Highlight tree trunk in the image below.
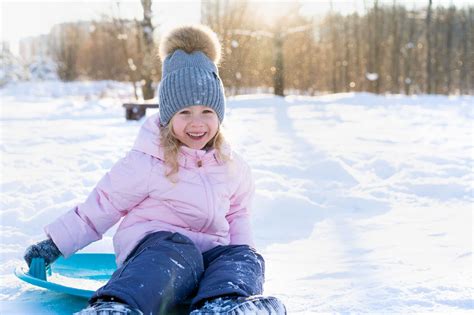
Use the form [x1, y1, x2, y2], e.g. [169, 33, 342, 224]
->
[329, 1, 338, 93]
[391, 1, 400, 93]
[353, 14, 362, 91]
[342, 18, 350, 92]
[140, 0, 155, 100]
[404, 10, 415, 95]
[273, 29, 285, 96]
[469, 8, 474, 94]
[444, 6, 455, 94]
[433, 11, 441, 94]
[364, 0, 376, 93]
[373, 0, 381, 94]
[470, 8, 474, 93]
[459, 11, 469, 94]
[426, 0, 433, 93]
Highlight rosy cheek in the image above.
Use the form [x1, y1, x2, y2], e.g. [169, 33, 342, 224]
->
[170, 122, 177, 132]
[171, 122, 182, 136]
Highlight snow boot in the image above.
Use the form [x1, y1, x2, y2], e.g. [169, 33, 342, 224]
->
[190, 295, 286, 315]
[73, 300, 143, 315]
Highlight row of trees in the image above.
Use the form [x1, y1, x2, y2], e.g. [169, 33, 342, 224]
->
[202, 0, 473, 95]
[16, 0, 474, 96]
[46, 0, 157, 99]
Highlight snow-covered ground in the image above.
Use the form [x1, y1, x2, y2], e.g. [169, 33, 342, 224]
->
[1, 81, 472, 314]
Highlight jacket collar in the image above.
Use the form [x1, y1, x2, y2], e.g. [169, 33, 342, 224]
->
[132, 113, 231, 168]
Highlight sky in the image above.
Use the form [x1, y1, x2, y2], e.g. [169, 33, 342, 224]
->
[0, 0, 202, 54]
[1, 0, 471, 55]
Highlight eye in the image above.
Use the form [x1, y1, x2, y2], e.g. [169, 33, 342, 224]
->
[203, 109, 215, 114]
[179, 110, 191, 115]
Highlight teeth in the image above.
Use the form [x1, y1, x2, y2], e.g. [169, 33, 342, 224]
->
[188, 132, 205, 137]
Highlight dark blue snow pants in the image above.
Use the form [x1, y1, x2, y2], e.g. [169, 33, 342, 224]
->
[90, 231, 265, 315]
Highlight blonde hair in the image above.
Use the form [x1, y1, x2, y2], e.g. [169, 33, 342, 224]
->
[160, 124, 229, 182]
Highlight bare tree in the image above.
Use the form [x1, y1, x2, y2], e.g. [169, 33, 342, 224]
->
[444, 5, 455, 93]
[402, 9, 416, 95]
[459, 9, 471, 94]
[140, 0, 156, 100]
[390, 1, 401, 93]
[110, 16, 141, 99]
[352, 13, 364, 91]
[50, 23, 84, 81]
[426, 0, 433, 93]
[202, 0, 261, 94]
[373, 0, 382, 94]
[272, 27, 285, 96]
[329, 2, 338, 93]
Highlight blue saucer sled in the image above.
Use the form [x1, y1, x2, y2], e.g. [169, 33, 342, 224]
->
[14, 254, 116, 298]
[14, 254, 286, 315]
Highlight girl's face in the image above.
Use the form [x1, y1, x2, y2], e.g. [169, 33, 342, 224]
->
[170, 105, 219, 150]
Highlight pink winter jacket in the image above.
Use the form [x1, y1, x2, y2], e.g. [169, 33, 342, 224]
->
[44, 113, 255, 266]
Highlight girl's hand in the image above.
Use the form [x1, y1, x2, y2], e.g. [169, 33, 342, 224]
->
[23, 238, 61, 267]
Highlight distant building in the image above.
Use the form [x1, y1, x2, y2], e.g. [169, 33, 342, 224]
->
[1, 41, 11, 54]
[19, 35, 50, 61]
[19, 21, 93, 62]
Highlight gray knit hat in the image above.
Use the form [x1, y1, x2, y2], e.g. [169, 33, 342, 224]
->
[158, 25, 225, 127]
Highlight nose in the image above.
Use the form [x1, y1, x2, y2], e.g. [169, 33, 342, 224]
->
[189, 114, 204, 127]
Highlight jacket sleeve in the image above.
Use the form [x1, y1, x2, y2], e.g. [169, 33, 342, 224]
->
[226, 162, 255, 247]
[44, 150, 153, 258]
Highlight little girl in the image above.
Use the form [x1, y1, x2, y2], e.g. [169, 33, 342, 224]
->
[23, 25, 286, 315]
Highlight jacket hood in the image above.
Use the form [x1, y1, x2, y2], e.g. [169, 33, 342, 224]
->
[132, 113, 231, 167]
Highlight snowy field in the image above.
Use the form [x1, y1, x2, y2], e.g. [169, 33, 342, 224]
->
[0, 81, 472, 314]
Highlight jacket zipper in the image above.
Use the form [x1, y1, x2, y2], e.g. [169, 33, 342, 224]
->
[197, 164, 215, 232]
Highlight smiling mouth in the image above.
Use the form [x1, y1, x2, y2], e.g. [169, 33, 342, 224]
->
[186, 132, 207, 140]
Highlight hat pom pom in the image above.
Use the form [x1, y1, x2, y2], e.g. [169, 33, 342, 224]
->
[159, 25, 221, 64]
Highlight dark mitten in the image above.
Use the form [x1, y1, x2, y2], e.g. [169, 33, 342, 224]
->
[24, 238, 62, 267]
